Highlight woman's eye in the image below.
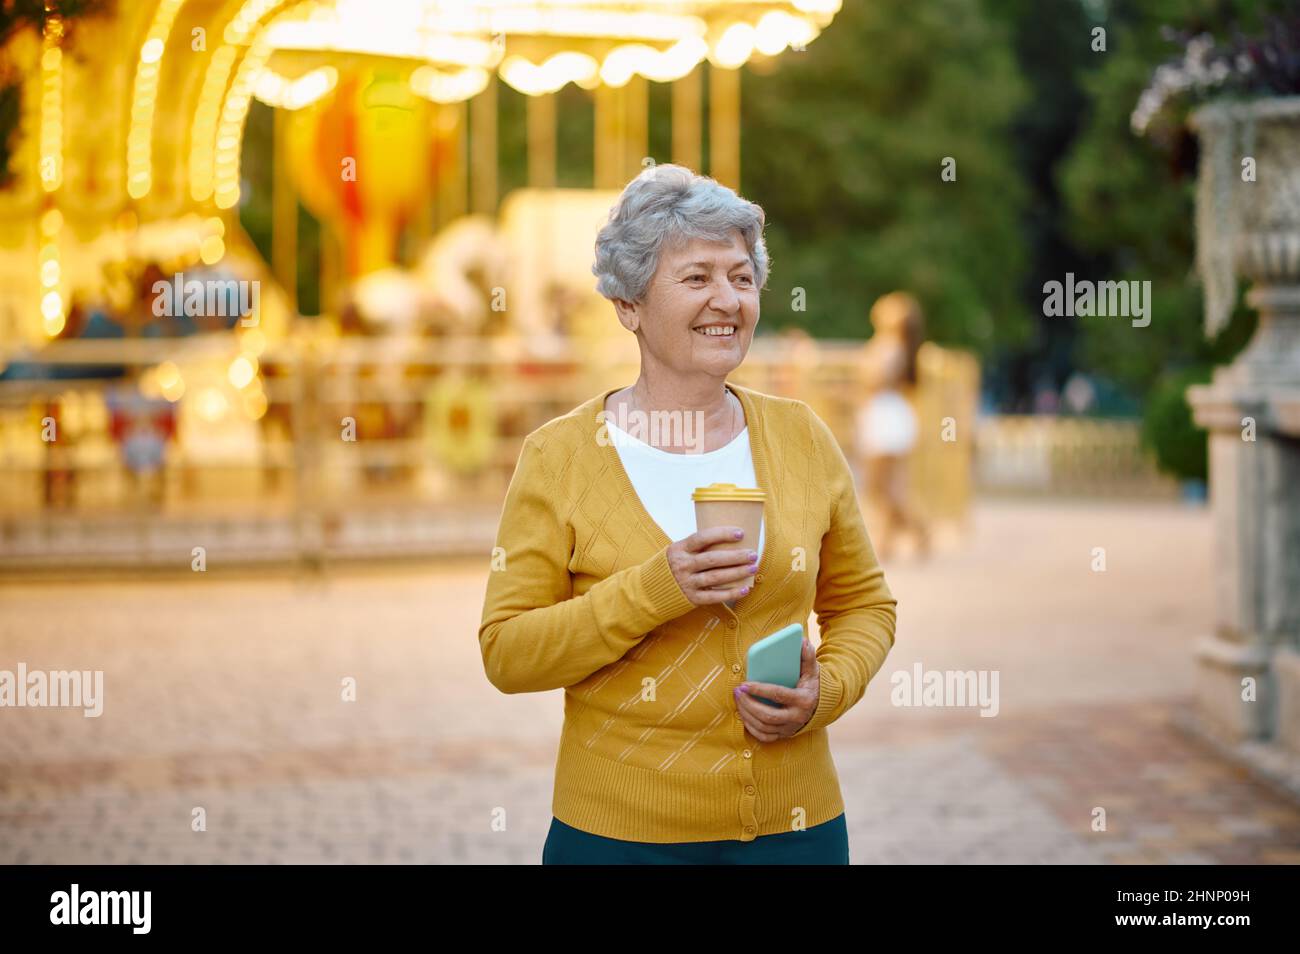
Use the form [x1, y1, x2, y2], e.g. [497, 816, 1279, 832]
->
[688, 275, 707, 283]
[734, 275, 754, 286]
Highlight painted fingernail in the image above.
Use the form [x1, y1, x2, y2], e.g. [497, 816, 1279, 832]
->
[741, 586, 751, 595]
[738, 685, 750, 694]
[733, 529, 744, 539]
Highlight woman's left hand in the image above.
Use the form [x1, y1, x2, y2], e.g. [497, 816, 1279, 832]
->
[734, 637, 820, 741]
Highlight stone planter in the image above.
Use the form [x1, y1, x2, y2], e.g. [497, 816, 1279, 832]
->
[1185, 96, 1300, 753]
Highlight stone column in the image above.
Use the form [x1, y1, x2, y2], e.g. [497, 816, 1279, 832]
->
[1186, 98, 1300, 751]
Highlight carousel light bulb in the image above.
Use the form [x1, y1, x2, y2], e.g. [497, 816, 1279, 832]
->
[41, 291, 63, 320]
[500, 52, 597, 96]
[200, 235, 225, 263]
[228, 354, 258, 390]
[191, 43, 244, 202]
[40, 29, 63, 194]
[793, 0, 841, 14]
[712, 23, 755, 69]
[290, 67, 337, 108]
[157, 362, 185, 402]
[645, 36, 708, 81]
[41, 260, 60, 287]
[243, 388, 269, 420]
[252, 65, 338, 110]
[599, 45, 653, 87]
[755, 13, 795, 55]
[409, 65, 488, 104]
[211, 35, 272, 202]
[196, 387, 229, 422]
[128, 1, 188, 199]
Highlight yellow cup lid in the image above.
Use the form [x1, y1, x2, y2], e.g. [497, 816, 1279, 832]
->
[691, 482, 766, 503]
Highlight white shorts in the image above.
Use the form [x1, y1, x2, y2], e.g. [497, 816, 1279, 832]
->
[856, 391, 917, 456]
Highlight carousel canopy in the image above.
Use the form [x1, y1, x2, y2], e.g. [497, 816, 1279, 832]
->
[0, 0, 838, 345]
[257, 1, 838, 96]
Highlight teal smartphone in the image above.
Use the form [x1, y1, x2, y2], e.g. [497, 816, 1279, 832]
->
[745, 623, 804, 708]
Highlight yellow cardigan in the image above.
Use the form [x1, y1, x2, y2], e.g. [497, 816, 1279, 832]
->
[478, 382, 898, 843]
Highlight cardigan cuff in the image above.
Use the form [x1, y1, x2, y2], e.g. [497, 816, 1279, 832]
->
[792, 664, 842, 737]
[637, 548, 697, 624]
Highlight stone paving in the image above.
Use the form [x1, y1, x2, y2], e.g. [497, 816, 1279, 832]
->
[2, 499, 1298, 864]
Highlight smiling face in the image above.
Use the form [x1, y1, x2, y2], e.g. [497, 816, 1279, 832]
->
[613, 229, 760, 381]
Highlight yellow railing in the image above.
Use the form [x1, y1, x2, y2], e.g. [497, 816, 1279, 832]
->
[0, 334, 1173, 568]
[973, 414, 1180, 498]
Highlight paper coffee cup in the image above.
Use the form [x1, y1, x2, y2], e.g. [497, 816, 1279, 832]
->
[692, 482, 765, 593]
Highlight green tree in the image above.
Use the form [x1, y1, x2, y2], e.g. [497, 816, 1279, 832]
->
[741, 0, 1031, 357]
[1058, 0, 1276, 476]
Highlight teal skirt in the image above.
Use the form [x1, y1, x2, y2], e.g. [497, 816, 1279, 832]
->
[542, 813, 849, 865]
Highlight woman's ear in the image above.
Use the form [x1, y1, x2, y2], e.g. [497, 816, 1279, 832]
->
[612, 297, 640, 333]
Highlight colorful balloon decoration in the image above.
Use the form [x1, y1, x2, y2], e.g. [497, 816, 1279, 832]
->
[285, 69, 451, 277]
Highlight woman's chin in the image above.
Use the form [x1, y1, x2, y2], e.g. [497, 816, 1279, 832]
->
[699, 353, 746, 377]
[689, 341, 749, 375]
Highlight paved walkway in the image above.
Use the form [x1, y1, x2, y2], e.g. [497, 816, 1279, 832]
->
[2, 499, 1298, 863]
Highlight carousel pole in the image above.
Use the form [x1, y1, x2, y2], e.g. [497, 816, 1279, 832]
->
[410, 100, 435, 252]
[470, 73, 498, 214]
[435, 101, 467, 231]
[672, 67, 703, 174]
[624, 76, 648, 175]
[271, 106, 298, 314]
[709, 63, 740, 190]
[593, 83, 618, 188]
[526, 91, 556, 189]
[595, 78, 647, 187]
[320, 224, 340, 318]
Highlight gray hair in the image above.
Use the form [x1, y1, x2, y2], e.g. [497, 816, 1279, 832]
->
[592, 163, 769, 303]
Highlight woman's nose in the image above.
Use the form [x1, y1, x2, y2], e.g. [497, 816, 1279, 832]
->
[709, 277, 741, 313]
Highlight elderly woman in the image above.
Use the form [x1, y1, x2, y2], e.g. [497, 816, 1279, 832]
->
[478, 164, 897, 865]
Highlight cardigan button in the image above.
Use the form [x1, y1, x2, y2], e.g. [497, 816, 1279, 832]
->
[745, 785, 755, 795]
[726, 619, 737, 630]
[742, 749, 752, 758]
[731, 664, 741, 673]
[755, 574, 764, 583]
[744, 826, 755, 835]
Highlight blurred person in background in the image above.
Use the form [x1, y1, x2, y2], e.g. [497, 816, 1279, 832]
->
[855, 291, 929, 561]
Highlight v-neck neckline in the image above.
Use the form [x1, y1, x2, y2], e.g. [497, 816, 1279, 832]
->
[593, 382, 775, 603]
[605, 416, 749, 461]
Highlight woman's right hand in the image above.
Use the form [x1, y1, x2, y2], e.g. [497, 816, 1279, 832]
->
[666, 526, 758, 606]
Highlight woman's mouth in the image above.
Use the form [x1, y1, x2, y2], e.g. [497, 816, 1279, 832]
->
[693, 325, 737, 338]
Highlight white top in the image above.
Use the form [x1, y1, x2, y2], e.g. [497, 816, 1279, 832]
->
[606, 414, 765, 556]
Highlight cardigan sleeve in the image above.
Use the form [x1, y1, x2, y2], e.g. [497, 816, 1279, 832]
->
[792, 406, 898, 737]
[478, 433, 698, 694]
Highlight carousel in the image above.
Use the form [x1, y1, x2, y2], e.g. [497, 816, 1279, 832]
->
[0, 1, 975, 567]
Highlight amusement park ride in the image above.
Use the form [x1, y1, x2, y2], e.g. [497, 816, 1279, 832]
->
[0, 1, 979, 569]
